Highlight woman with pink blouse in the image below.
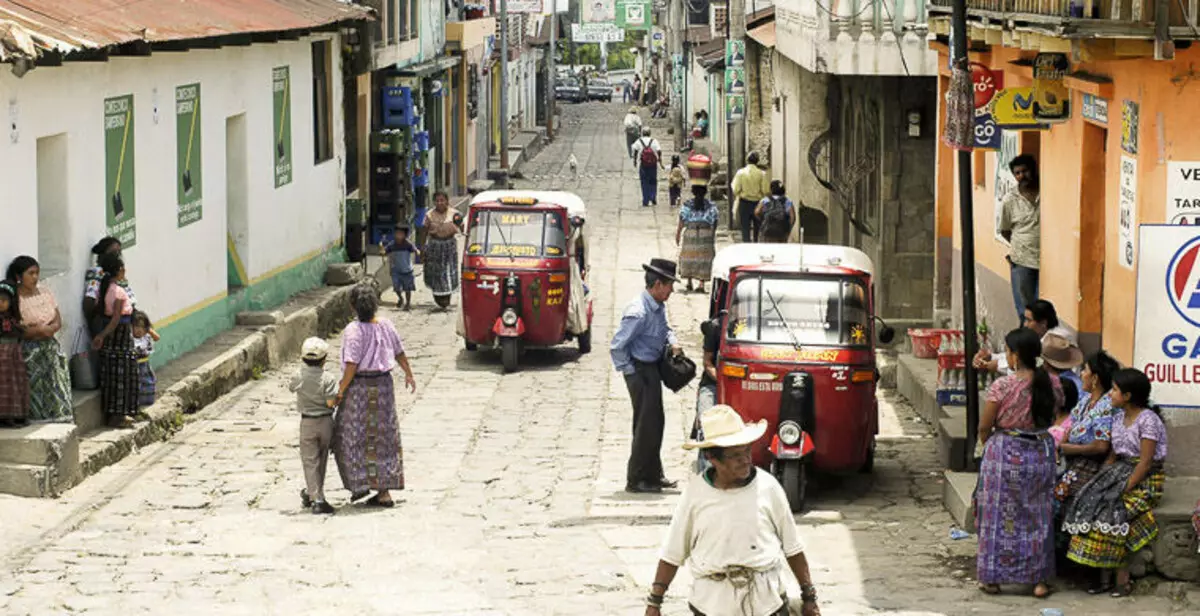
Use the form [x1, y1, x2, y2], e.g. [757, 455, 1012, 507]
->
[6, 256, 71, 423]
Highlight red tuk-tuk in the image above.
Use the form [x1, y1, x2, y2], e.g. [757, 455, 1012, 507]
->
[706, 244, 894, 511]
[457, 191, 594, 372]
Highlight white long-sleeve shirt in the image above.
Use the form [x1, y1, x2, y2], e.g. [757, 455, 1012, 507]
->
[624, 113, 643, 132]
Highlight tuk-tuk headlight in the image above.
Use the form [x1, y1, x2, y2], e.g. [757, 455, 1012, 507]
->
[778, 421, 802, 446]
[501, 309, 518, 327]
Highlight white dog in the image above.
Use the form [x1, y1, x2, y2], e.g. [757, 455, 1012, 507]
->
[568, 153, 578, 176]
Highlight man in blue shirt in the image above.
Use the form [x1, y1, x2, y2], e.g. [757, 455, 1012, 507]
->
[611, 258, 683, 493]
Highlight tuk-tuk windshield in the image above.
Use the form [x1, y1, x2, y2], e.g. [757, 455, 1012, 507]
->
[727, 276, 870, 347]
[465, 209, 568, 258]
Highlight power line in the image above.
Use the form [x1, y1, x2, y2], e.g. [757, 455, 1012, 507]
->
[877, 0, 912, 77]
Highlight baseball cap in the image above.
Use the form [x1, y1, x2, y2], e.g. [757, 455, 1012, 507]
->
[301, 337, 329, 361]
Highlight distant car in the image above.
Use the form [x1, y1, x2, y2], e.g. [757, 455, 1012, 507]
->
[587, 79, 614, 102]
[555, 78, 585, 103]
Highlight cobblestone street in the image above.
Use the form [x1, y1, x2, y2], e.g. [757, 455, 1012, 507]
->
[0, 102, 1192, 615]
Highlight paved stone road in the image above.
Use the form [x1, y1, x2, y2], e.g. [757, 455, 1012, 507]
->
[0, 103, 1191, 615]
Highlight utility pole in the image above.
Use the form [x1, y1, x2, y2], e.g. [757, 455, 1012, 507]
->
[500, 0, 510, 170]
[668, 0, 684, 149]
[951, 0, 980, 470]
[546, 4, 556, 141]
[727, 0, 746, 231]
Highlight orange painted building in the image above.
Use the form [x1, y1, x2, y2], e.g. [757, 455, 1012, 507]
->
[930, 42, 1200, 365]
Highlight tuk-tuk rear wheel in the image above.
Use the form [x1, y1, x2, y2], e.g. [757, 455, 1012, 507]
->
[465, 340, 478, 351]
[780, 461, 807, 513]
[859, 440, 876, 473]
[501, 338, 520, 373]
[577, 328, 592, 354]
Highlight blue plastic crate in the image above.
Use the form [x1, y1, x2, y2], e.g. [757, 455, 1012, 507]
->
[936, 389, 968, 407]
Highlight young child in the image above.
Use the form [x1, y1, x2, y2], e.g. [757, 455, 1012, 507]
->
[668, 154, 686, 208]
[1048, 378, 1079, 449]
[0, 281, 29, 427]
[381, 225, 420, 310]
[290, 337, 339, 514]
[131, 311, 159, 411]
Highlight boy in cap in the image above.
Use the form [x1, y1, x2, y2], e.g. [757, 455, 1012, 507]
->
[290, 337, 340, 514]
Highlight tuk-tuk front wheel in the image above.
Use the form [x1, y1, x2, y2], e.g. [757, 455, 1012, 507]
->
[500, 337, 520, 373]
[434, 295, 451, 309]
[859, 440, 876, 473]
[465, 340, 478, 351]
[577, 328, 592, 354]
[780, 460, 807, 513]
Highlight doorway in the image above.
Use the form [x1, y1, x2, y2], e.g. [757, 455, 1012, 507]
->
[225, 114, 250, 292]
[36, 134, 71, 276]
[1078, 122, 1107, 349]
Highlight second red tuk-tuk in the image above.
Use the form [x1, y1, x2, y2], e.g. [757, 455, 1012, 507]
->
[705, 243, 894, 511]
[456, 191, 593, 372]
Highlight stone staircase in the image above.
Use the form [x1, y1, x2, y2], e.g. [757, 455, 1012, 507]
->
[896, 353, 1200, 582]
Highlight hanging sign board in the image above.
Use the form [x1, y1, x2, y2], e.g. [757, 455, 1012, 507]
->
[972, 64, 1003, 150]
[1119, 154, 1139, 270]
[1166, 162, 1200, 225]
[615, 0, 650, 29]
[1133, 225, 1200, 407]
[1082, 93, 1108, 125]
[571, 23, 624, 42]
[726, 39, 746, 67]
[992, 87, 1048, 130]
[1031, 52, 1070, 122]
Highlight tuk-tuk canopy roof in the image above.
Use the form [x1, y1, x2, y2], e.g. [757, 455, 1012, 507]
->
[710, 243, 875, 280]
[470, 190, 587, 220]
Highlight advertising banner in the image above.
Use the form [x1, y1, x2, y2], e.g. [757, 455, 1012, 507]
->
[726, 94, 745, 121]
[1119, 154, 1139, 270]
[509, 0, 544, 12]
[615, 0, 651, 29]
[104, 94, 137, 247]
[725, 67, 746, 94]
[571, 23, 624, 42]
[585, 0, 616, 22]
[726, 39, 745, 67]
[1167, 161, 1200, 225]
[972, 64, 1003, 150]
[273, 66, 293, 188]
[1134, 225, 1200, 407]
[176, 83, 203, 228]
[1031, 52, 1070, 122]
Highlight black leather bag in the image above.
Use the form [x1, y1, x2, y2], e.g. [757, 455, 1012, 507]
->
[659, 350, 697, 393]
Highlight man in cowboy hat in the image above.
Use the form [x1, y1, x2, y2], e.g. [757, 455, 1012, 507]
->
[612, 258, 683, 493]
[644, 405, 821, 616]
[1041, 332, 1084, 396]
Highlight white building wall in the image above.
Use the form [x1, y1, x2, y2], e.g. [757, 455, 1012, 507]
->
[0, 35, 345, 345]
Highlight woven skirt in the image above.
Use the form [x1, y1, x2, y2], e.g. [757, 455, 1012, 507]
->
[334, 371, 404, 493]
[98, 323, 140, 417]
[137, 359, 156, 408]
[422, 237, 459, 297]
[1066, 464, 1165, 569]
[22, 338, 72, 422]
[975, 431, 1057, 584]
[678, 222, 716, 281]
[0, 341, 29, 420]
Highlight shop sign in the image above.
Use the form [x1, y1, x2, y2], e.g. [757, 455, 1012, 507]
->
[1166, 162, 1200, 225]
[972, 64, 1003, 150]
[104, 94, 137, 247]
[615, 0, 651, 29]
[176, 83, 203, 228]
[1031, 52, 1070, 122]
[726, 93, 745, 121]
[651, 28, 665, 53]
[1122, 100, 1139, 155]
[725, 66, 746, 94]
[1133, 225, 1200, 407]
[992, 87, 1046, 129]
[571, 23, 624, 42]
[726, 39, 745, 67]
[1119, 154, 1139, 270]
[1081, 93, 1108, 125]
[273, 66, 293, 188]
[508, 0, 544, 12]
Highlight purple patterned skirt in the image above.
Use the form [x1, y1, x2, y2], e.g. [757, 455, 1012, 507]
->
[334, 371, 404, 493]
[975, 431, 1056, 584]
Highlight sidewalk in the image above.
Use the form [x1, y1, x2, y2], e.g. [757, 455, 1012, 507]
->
[0, 265, 367, 499]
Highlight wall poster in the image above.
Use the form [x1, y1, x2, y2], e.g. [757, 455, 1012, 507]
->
[104, 94, 137, 247]
[273, 66, 293, 188]
[176, 83, 203, 227]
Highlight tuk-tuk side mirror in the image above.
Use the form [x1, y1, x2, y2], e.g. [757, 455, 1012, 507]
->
[878, 325, 896, 345]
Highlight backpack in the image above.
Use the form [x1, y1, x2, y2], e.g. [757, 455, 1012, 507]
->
[760, 196, 791, 239]
[638, 139, 658, 167]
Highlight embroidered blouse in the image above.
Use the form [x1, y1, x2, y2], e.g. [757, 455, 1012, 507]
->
[104, 283, 134, 317]
[341, 320, 405, 373]
[0, 314, 20, 339]
[18, 284, 60, 328]
[985, 373, 1064, 431]
[84, 266, 136, 307]
[1110, 409, 1168, 461]
[679, 200, 719, 226]
[1066, 392, 1114, 446]
[425, 208, 459, 239]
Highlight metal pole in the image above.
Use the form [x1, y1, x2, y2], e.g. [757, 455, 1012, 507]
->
[547, 6, 556, 141]
[669, 0, 684, 149]
[951, 0, 979, 470]
[728, 0, 746, 231]
[500, 0, 510, 170]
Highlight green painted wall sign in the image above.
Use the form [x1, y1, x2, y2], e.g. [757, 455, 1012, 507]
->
[176, 83, 203, 227]
[273, 66, 293, 187]
[104, 94, 137, 247]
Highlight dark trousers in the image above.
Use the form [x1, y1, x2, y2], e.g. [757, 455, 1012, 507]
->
[639, 166, 658, 206]
[1009, 261, 1039, 326]
[624, 360, 665, 485]
[739, 199, 761, 242]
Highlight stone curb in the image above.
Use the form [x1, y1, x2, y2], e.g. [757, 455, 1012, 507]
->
[72, 280, 361, 490]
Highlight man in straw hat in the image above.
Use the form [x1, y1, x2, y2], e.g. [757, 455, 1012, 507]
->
[612, 258, 683, 493]
[644, 405, 820, 616]
[1041, 332, 1084, 397]
[624, 107, 644, 159]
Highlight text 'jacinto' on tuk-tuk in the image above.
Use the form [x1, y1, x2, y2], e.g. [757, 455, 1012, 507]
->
[704, 243, 894, 511]
[456, 190, 594, 372]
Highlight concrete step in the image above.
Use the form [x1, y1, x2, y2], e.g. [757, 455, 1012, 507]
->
[942, 470, 977, 531]
[1153, 475, 1200, 581]
[938, 407, 970, 472]
[896, 354, 941, 424]
[72, 389, 104, 434]
[0, 422, 77, 467]
[0, 462, 58, 498]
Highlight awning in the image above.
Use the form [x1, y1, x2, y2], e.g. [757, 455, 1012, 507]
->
[748, 22, 775, 48]
[396, 55, 460, 76]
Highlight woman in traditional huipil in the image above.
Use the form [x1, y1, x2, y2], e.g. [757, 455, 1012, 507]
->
[334, 284, 417, 507]
[675, 179, 718, 294]
[6, 256, 72, 423]
[422, 191, 463, 309]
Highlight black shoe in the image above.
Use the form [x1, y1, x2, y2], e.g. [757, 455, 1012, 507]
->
[657, 477, 679, 489]
[300, 488, 312, 508]
[311, 501, 335, 515]
[625, 481, 663, 494]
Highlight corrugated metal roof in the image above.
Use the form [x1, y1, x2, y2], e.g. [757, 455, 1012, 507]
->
[747, 21, 774, 48]
[0, 0, 371, 61]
